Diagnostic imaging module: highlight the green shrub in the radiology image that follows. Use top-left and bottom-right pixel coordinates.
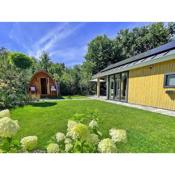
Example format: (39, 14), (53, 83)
(0, 52), (31, 109)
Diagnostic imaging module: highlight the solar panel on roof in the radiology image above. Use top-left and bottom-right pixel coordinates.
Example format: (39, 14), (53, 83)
(101, 40), (175, 73)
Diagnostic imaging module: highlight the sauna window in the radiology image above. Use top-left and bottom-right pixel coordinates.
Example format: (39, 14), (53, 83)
(164, 73), (175, 88)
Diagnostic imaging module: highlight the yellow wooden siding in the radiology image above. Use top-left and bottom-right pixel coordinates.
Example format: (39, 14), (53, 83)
(128, 59), (175, 110)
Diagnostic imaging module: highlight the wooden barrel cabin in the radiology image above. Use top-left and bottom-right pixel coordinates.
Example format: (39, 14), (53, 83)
(29, 70), (59, 98)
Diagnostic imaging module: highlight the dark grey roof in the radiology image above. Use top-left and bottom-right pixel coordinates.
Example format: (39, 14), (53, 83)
(101, 40), (175, 72)
(92, 48), (175, 79)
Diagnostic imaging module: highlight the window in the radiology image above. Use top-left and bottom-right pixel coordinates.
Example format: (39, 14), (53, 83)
(164, 73), (175, 88)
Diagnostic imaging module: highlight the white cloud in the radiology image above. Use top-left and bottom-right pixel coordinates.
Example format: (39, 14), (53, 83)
(50, 45), (87, 66)
(28, 23), (85, 59)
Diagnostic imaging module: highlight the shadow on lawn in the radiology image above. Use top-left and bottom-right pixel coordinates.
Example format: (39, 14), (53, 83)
(31, 102), (57, 107)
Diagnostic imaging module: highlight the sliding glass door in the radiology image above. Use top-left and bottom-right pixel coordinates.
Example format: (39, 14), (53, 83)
(108, 72), (128, 102)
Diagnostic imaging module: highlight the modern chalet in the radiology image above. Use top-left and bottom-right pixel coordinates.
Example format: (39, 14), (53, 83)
(92, 41), (175, 111)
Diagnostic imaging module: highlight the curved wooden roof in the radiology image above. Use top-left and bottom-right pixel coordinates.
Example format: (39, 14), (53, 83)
(30, 70), (55, 82)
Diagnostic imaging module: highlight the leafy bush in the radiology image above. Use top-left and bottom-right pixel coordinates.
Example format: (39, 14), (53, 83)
(0, 109), (10, 118)
(20, 136), (38, 151)
(0, 51), (32, 110)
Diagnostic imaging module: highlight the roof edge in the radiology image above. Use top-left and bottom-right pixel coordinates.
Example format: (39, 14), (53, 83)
(92, 52), (175, 79)
(101, 40), (175, 72)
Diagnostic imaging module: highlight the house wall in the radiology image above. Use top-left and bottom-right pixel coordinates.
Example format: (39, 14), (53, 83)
(128, 59), (175, 110)
(29, 72), (57, 98)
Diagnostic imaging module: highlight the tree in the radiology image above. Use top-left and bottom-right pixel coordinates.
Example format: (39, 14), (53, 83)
(30, 56), (39, 73)
(59, 65), (81, 95)
(114, 22), (173, 59)
(85, 35), (116, 74)
(79, 61), (96, 95)
(49, 63), (65, 81)
(39, 51), (51, 71)
(10, 52), (33, 69)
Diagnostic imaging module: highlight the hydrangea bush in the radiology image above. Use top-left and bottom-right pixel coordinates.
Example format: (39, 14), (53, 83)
(56, 132), (65, 143)
(109, 129), (127, 143)
(20, 136), (38, 151)
(0, 111), (20, 152)
(0, 117), (19, 138)
(46, 116), (127, 153)
(47, 143), (60, 153)
(0, 109), (10, 118)
(98, 138), (117, 153)
(89, 119), (98, 129)
(0, 110), (127, 153)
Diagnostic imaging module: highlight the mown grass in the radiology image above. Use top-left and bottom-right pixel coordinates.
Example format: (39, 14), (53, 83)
(62, 95), (87, 99)
(11, 99), (175, 153)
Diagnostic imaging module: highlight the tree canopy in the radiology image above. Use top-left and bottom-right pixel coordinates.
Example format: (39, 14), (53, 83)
(10, 52), (33, 69)
(39, 51), (52, 71)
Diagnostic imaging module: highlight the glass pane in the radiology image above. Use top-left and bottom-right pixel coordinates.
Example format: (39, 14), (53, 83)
(114, 74), (120, 100)
(120, 72), (128, 101)
(109, 75), (114, 99)
(167, 75), (175, 86)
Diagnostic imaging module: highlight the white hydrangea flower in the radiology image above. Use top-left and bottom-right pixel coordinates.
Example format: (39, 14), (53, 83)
(0, 109), (10, 118)
(56, 132), (65, 143)
(67, 120), (77, 131)
(65, 143), (73, 152)
(109, 129), (127, 143)
(0, 117), (19, 138)
(98, 138), (117, 153)
(88, 134), (100, 145)
(20, 136), (38, 151)
(89, 119), (98, 129)
(67, 123), (90, 141)
(64, 138), (72, 144)
(47, 143), (59, 153)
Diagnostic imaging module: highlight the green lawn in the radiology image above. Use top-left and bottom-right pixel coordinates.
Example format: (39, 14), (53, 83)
(62, 95), (87, 99)
(11, 99), (175, 153)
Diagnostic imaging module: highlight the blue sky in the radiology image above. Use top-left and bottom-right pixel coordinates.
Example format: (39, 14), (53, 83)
(0, 22), (152, 67)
